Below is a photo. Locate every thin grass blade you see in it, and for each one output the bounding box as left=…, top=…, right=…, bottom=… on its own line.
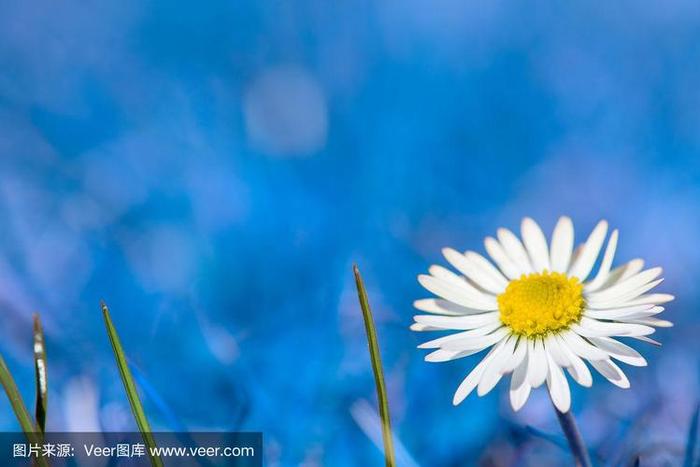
left=33, top=314, right=48, bottom=433
left=683, top=403, right=699, bottom=467
left=101, top=301, right=163, bottom=467
left=0, top=353, right=48, bottom=467
left=353, top=265, right=396, bottom=467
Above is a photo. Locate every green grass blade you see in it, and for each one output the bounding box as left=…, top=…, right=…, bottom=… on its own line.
left=101, top=301, right=163, bottom=467
left=33, top=314, right=48, bottom=433
left=353, top=265, right=396, bottom=467
left=0, top=353, right=48, bottom=467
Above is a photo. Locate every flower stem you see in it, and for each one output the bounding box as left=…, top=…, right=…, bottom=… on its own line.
left=552, top=401, right=592, bottom=467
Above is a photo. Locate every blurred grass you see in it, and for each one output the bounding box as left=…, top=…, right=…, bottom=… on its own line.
left=525, top=425, right=567, bottom=450
left=0, top=353, right=48, bottom=467
left=101, top=301, right=163, bottom=467
left=353, top=265, right=396, bottom=467
left=33, top=314, right=48, bottom=433
left=683, top=403, right=699, bottom=467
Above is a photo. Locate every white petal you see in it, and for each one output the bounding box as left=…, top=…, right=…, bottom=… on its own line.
left=484, top=236, right=522, bottom=279
left=550, top=216, right=574, bottom=273
left=619, top=259, right=645, bottom=281
left=584, top=305, right=660, bottom=319
left=587, top=336, right=647, bottom=367
left=584, top=229, right=618, bottom=292
left=555, top=335, right=593, bottom=387
left=587, top=267, right=663, bottom=303
left=464, top=251, right=509, bottom=289
left=586, top=295, right=672, bottom=311
left=612, top=307, right=665, bottom=320
left=544, top=335, right=569, bottom=367
left=589, top=359, right=630, bottom=388
left=428, top=264, right=468, bottom=287
left=510, top=348, right=528, bottom=389
left=611, top=293, right=675, bottom=308
left=521, top=217, right=550, bottom=271
left=477, top=336, right=515, bottom=396
left=568, top=220, right=608, bottom=281
left=413, top=312, right=500, bottom=331
left=425, top=348, right=485, bottom=362
left=442, top=248, right=505, bottom=295
left=409, top=323, right=442, bottom=331
left=601, top=259, right=645, bottom=289
left=452, top=363, right=488, bottom=405
left=510, top=356, right=532, bottom=411
left=570, top=244, right=584, bottom=267
left=502, top=336, right=527, bottom=373
left=560, top=331, right=609, bottom=360
left=453, top=344, right=501, bottom=405
left=587, top=279, right=665, bottom=310
left=418, top=274, right=497, bottom=310
left=622, top=317, right=673, bottom=328
left=427, top=266, right=497, bottom=303
left=413, top=298, right=488, bottom=316
left=497, top=228, right=533, bottom=273
left=442, top=327, right=510, bottom=350
left=417, top=322, right=504, bottom=349
left=546, top=352, right=571, bottom=413
left=572, top=318, right=655, bottom=337
left=629, top=335, right=662, bottom=346
left=526, top=338, right=548, bottom=388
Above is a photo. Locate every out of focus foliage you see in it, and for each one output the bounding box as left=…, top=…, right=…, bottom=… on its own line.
left=0, top=0, right=699, bottom=465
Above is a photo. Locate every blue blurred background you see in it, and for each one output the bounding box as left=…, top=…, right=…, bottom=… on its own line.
left=1, top=1, right=699, bottom=465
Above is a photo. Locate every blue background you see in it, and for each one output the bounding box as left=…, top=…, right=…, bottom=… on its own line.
left=1, top=1, right=699, bottom=465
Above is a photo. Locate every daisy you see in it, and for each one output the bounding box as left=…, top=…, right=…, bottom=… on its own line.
left=411, top=217, right=673, bottom=413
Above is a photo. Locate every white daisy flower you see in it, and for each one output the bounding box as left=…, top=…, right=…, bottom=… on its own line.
left=411, top=217, right=674, bottom=413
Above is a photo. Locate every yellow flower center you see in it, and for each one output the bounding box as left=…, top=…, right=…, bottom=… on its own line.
left=497, top=271, right=585, bottom=337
